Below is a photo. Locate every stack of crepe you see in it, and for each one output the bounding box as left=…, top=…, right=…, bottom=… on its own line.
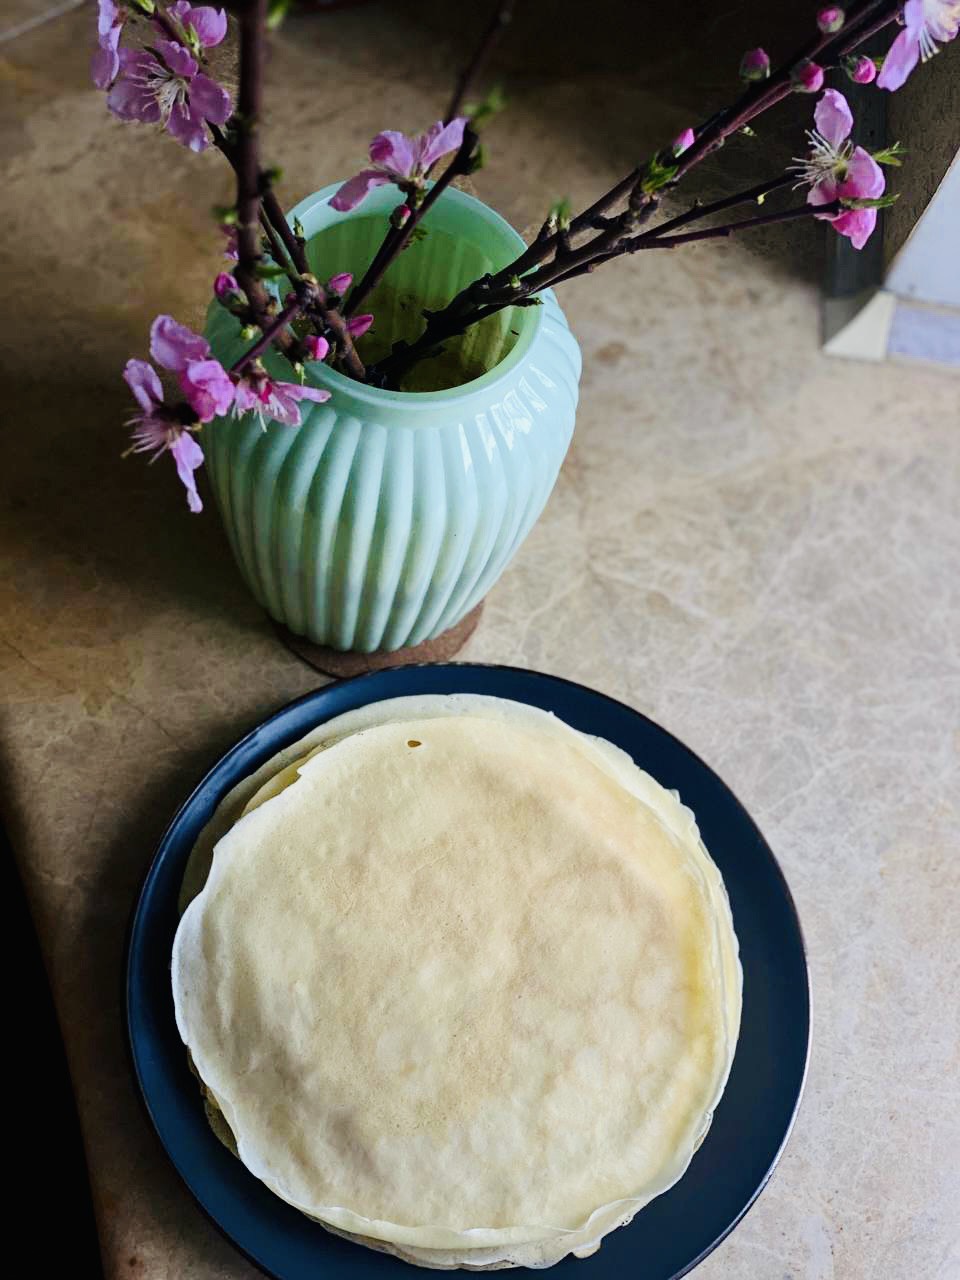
left=173, top=694, right=741, bottom=1269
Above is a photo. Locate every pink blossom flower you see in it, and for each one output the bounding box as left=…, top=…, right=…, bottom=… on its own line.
left=816, top=6, right=845, bottom=33
left=91, top=0, right=125, bottom=90
left=847, top=54, right=878, bottom=83
left=793, top=60, right=826, bottom=92
left=672, top=127, right=695, bottom=156
left=150, top=314, right=235, bottom=422
left=303, top=335, right=330, bottom=361
left=164, top=2, right=228, bottom=50
left=328, top=272, right=353, bottom=294
left=330, top=117, right=467, bottom=212
left=346, top=313, right=374, bottom=339
left=123, top=360, right=205, bottom=513
left=877, top=0, right=960, bottom=91
left=793, top=89, right=886, bottom=250
left=739, top=48, right=771, bottom=80
left=107, top=39, right=231, bottom=152
left=232, top=368, right=331, bottom=428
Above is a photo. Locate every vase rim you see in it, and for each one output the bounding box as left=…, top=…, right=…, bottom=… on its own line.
left=287, top=182, right=547, bottom=411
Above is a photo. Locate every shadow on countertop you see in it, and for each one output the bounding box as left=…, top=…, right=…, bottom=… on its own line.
left=3, top=817, right=103, bottom=1277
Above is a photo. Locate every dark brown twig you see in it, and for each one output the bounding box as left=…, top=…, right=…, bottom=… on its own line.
left=644, top=173, right=797, bottom=240
left=231, top=0, right=270, bottom=320
left=230, top=296, right=304, bottom=374
left=345, top=126, right=479, bottom=317
left=197, top=20, right=366, bottom=379
left=444, top=0, right=518, bottom=123
left=345, top=0, right=517, bottom=318
left=371, top=190, right=844, bottom=386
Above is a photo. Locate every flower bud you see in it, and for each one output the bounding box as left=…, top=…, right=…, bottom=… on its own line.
left=672, top=127, right=695, bottom=157
left=328, top=272, right=353, bottom=295
left=304, top=334, right=330, bottom=362
left=346, top=313, right=374, bottom=339
left=739, top=48, right=771, bottom=81
left=214, top=272, right=239, bottom=300
left=846, top=54, right=877, bottom=84
left=816, top=6, right=844, bottom=33
left=792, top=60, right=825, bottom=93
left=390, top=203, right=412, bottom=229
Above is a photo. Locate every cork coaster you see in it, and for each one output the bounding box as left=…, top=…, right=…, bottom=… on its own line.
left=276, top=603, right=484, bottom=677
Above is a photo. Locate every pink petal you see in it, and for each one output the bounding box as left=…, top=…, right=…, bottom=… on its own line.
left=166, top=101, right=209, bottom=152
left=214, top=271, right=239, bottom=299
left=417, top=117, right=467, bottom=170
left=97, top=0, right=120, bottom=39
left=266, top=386, right=304, bottom=427
left=840, top=146, right=886, bottom=201
left=123, top=359, right=163, bottom=413
left=180, top=359, right=235, bottom=422
left=902, top=0, right=926, bottom=36
left=829, top=206, right=878, bottom=251
left=170, top=432, right=204, bottom=513
left=672, top=127, right=695, bottom=156
left=369, top=130, right=417, bottom=178
left=293, top=384, right=331, bottom=404
left=190, top=72, right=232, bottom=125
left=166, top=1, right=191, bottom=23
left=814, top=88, right=853, bottom=147
left=184, top=6, right=228, bottom=47
left=154, top=39, right=197, bottom=78
left=118, top=46, right=151, bottom=73
left=107, top=76, right=160, bottom=123
left=304, top=335, right=330, bottom=361
left=927, top=0, right=960, bottom=40
left=150, top=315, right=209, bottom=371
left=232, top=380, right=259, bottom=415
left=346, top=313, right=374, bottom=338
left=330, top=170, right=390, bottom=212
left=809, top=175, right=840, bottom=208
left=795, top=62, right=825, bottom=93
left=328, top=272, right=353, bottom=294
left=91, top=44, right=120, bottom=90
left=876, top=28, right=921, bottom=91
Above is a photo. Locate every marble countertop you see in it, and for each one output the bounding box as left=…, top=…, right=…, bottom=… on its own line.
left=2, top=4, right=958, bottom=1279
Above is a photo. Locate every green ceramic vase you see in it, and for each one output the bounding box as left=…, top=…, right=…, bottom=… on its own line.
left=204, top=182, right=581, bottom=653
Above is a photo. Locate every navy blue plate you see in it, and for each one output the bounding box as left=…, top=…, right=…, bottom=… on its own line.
left=127, top=664, right=809, bottom=1279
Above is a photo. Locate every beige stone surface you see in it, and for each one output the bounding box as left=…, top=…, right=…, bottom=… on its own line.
left=1, top=4, right=958, bottom=1279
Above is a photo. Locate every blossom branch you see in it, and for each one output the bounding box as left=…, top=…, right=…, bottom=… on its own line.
left=230, top=295, right=303, bottom=374
left=344, top=125, right=479, bottom=318
left=445, top=0, right=518, bottom=123
left=342, top=0, right=513, bottom=320
left=644, top=173, right=798, bottom=240
left=552, top=200, right=843, bottom=284
left=370, top=0, right=901, bottom=386
left=208, top=39, right=363, bottom=375
left=231, top=0, right=271, bottom=320
left=478, top=0, right=898, bottom=292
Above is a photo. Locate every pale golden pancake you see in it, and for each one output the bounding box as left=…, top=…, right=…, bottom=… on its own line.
left=174, top=695, right=740, bottom=1268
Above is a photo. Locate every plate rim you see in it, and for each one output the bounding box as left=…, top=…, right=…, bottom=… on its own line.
left=125, top=661, right=811, bottom=1279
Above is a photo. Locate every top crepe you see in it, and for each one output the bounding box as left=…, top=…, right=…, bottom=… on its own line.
left=172, top=695, right=741, bottom=1268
